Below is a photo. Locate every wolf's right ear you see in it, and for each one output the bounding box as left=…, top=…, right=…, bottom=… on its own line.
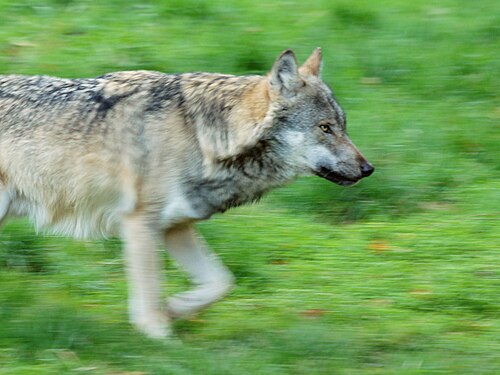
left=269, top=50, right=302, bottom=97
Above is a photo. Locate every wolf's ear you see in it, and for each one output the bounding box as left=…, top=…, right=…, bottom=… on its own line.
left=299, top=47, right=322, bottom=77
left=269, top=49, right=302, bottom=96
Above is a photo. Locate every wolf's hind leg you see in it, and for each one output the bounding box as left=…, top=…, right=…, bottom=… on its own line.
left=122, top=213, right=170, bottom=338
left=164, top=224, right=234, bottom=318
left=0, top=188, right=11, bottom=227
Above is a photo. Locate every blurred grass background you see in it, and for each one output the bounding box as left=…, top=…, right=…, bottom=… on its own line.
left=0, top=0, right=499, bottom=374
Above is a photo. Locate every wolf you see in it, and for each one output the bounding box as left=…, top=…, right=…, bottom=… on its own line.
left=0, top=48, right=374, bottom=338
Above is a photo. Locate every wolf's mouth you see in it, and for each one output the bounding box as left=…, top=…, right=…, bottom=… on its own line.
left=314, top=167, right=359, bottom=187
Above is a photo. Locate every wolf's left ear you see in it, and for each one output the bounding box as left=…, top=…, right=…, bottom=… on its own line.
left=269, top=49, right=302, bottom=96
left=299, top=47, right=322, bottom=77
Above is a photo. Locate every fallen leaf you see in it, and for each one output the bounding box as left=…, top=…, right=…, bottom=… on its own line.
left=367, top=240, right=390, bottom=253
left=271, top=259, right=289, bottom=265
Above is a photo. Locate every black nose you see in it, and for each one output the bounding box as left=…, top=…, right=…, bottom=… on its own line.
left=361, top=161, right=375, bottom=177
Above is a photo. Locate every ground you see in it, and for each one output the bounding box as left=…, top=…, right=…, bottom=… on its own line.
left=0, top=0, right=499, bottom=374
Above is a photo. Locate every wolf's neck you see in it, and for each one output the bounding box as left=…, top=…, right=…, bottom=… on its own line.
left=180, top=73, right=293, bottom=215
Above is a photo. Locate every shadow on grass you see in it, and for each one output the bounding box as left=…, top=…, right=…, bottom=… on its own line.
left=0, top=222, right=49, bottom=273
left=269, top=173, right=456, bottom=225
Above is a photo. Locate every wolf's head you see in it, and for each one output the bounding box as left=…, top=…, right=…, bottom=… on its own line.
left=267, top=48, right=374, bottom=186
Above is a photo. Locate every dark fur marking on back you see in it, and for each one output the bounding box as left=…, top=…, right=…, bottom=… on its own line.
left=91, top=91, right=131, bottom=118
left=145, top=75, right=183, bottom=112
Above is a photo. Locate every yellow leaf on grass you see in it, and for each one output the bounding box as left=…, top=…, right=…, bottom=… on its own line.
left=367, top=240, right=390, bottom=252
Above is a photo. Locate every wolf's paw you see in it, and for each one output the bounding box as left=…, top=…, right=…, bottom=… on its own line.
left=132, top=312, right=171, bottom=339
left=166, top=281, right=235, bottom=319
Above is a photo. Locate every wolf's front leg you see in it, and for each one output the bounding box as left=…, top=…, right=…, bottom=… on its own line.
left=122, top=214, right=170, bottom=338
left=164, top=223, right=234, bottom=318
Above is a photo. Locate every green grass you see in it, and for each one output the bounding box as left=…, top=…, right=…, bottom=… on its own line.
left=1, top=0, right=499, bottom=373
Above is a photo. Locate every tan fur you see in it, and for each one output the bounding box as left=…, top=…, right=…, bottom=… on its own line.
left=225, top=79, right=276, bottom=158
left=299, top=47, right=323, bottom=77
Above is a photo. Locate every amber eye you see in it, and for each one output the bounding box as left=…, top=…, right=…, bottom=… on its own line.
left=319, top=124, right=332, bottom=134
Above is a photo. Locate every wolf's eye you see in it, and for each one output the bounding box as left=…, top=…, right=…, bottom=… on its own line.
left=319, top=124, right=332, bottom=134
